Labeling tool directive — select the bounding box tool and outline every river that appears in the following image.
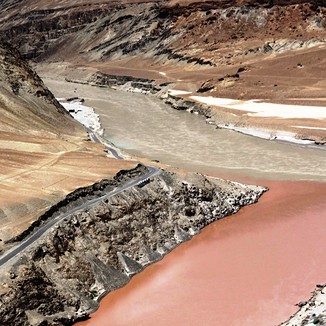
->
[44,79,326,326]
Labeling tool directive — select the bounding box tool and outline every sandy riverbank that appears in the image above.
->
[189,95,326,145]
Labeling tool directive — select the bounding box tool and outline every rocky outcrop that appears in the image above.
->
[5,164,149,245]
[0,1,325,66]
[66,71,161,95]
[0,168,266,326]
[0,40,82,136]
[280,284,326,326]
[0,40,62,111]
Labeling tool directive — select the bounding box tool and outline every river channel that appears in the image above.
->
[45,79,326,326]
[46,79,326,182]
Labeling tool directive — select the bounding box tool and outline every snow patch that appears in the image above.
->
[168,90,192,96]
[190,96,326,119]
[293,126,326,131]
[218,124,315,145]
[60,100,104,135]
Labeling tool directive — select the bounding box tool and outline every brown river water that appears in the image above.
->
[44,80,326,326]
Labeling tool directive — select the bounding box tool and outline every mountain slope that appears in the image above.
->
[0,41,136,247]
[0,0,325,144]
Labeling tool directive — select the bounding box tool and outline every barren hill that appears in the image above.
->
[0,41,136,246]
[0,0,325,142]
[0,33,268,326]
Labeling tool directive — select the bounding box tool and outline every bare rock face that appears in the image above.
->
[0,40,82,136]
[280,284,326,326]
[0,41,59,106]
[0,1,325,65]
[0,169,266,326]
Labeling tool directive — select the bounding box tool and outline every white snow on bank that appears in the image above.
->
[293,126,326,131]
[281,286,325,326]
[60,100,104,135]
[168,90,192,96]
[190,96,326,119]
[159,72,167,76]
[218,124,316,145]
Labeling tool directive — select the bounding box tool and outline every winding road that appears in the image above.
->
[87,127,123,160]
[0,129,161,266]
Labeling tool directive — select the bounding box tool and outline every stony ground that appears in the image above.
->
[0,168,266,326]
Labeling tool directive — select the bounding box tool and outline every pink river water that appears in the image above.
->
[76,180,326,326]
[46,81,325,326]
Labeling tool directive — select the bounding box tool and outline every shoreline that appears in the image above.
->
[59,97,128,160]
[42,77,326,183]
[162,91,326,147]
[280,284,326,326]
[75,179,326,326]
[57,75,326,148]
[42,78,325,325]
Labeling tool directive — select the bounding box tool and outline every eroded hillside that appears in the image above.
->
[0,41,137,248]
[1,0,325,66]
[0,168,266,325]
[0,0,325,142]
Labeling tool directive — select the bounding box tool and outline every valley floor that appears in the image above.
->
[41,75,326,326]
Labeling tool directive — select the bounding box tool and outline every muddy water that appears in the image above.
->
[43,80,326,326]
[77,181,326,326]
[92,95,326,181]
[44,79,326,181]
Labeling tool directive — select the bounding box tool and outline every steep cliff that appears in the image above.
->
[0,40,137,249]
[0,1,325,65]
[0,40,79,135]
[0,168,266,326]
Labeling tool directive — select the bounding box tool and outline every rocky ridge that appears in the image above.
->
[281,284,326,326]
[0,40,81,136]
[0,167,266,326]
[0,1,325,65]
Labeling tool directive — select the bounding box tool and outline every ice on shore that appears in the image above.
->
[293,125,326,131]
[218,124,315,145]
[60,100,104,135]
[168,90,192,96]
[190,96,326,119]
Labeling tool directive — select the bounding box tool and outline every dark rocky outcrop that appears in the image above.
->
[0,1,324,67]
[6,164,149,245]
[0,169,266,325]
